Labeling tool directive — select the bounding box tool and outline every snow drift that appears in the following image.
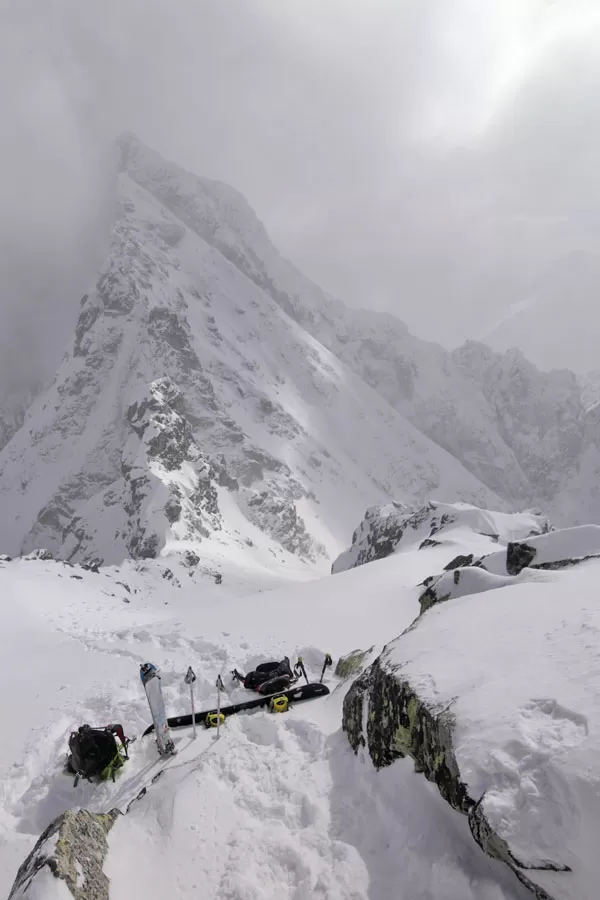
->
[344,542,600,900]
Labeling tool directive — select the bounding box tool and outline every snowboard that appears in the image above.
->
[142,682,330,735]
[140,663,176,755]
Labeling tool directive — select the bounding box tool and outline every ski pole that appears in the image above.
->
[216,675,225,738]
[320,653,333,683]
[296,656,309,684]
[185,667,197,739]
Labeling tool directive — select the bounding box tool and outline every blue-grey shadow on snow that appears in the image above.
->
[326,730,531,900]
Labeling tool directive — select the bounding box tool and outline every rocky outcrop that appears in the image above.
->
[343,656,564,900]
[332,502,442,573]
[9,809,120,900]
[238,486,324,560]
[335,647,374,680]
[332,501,550,574]
[121,377,222,558]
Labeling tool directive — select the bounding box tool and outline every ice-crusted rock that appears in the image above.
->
[9,808,120,900]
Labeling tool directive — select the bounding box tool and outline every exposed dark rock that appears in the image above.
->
[9,808,120,900]
[533,553,600,571]
[419,538,441,549]
[164,488,182,524]
[417,579,451,613]
[182,550,200,568]
[343,653,569,900]
[444,553,474,570]
[343,657,467,807]
[332,502,453,573]
[97,269,138,316]
[506,542,537,575]
[147,307,201,373]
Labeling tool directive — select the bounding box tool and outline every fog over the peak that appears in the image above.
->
[1,0,599,391]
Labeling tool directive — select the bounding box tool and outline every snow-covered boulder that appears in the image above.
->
[344,559,600,900]
[418,566,517,613]
[480,525,600,576]
[332,500,550,574]
[9,808,120,900]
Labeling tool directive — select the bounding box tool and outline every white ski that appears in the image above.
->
[140,663,176,756]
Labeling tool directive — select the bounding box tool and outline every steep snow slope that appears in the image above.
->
[118,135,599,521]
[0,159,502,567]
[2,536,530,900]
[118,136,532,506]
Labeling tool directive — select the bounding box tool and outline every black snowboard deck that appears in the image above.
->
[142,682,330,736]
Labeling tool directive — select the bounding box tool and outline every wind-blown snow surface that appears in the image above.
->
[386,560,600,900]
[1,534,531,900]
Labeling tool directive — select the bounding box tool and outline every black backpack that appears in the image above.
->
[67,724,126,785]
[235,657,296,694]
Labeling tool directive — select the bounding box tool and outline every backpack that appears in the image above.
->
[235,657,296,694]
[67,724,128,786]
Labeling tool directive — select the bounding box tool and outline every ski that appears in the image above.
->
[142,682,330,735]
[140,663,176,755]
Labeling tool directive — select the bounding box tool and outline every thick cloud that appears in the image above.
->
[1,0,599,390]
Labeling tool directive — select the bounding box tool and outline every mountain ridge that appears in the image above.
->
[1,133,599,568]
[0,152,502,566]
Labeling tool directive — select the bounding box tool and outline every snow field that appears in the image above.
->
[0,535,529,899]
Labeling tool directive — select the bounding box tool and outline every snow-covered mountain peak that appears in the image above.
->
[5,133,600,575]
[117,131,272,268]
[0,141,504,569]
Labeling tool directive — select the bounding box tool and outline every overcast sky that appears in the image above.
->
[2,0,600,385]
